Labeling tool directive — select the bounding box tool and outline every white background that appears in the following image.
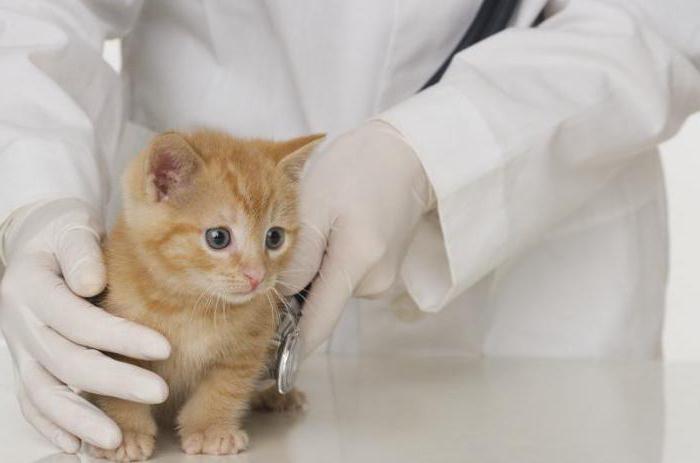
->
[100,43,700,360]
[661,113,700,361]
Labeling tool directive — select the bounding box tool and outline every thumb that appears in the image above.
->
[55,225,106,298]
[298,242,362,356]
[278,221,327,296]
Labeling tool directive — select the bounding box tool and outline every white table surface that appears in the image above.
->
[2,346,700,463]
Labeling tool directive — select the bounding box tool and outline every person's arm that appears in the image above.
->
[282,0,700,353]
[378,0,700,311]
[0,1,142,226]
[0,1,171,453]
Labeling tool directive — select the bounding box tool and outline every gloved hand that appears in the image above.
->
[279,121,434,354]
[0,198,171,453]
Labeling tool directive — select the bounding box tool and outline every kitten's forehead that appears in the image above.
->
[179,130,297,224]
[182,159,285,232]
[220,160,274,218]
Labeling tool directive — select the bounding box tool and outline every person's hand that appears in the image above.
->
[0,199,171,453]
[279,121,433,354]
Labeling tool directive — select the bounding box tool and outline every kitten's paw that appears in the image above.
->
[253,387,307,412]
[181,426,249,455]
[87,431,155,462]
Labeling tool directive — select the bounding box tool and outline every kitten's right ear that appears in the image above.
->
[276,133,326,183]
[145,132,203,202]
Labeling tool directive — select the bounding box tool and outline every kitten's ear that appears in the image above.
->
[276,133,326,182]
[145,132,203,202]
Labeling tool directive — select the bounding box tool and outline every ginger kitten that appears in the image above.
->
[87,130,323,461]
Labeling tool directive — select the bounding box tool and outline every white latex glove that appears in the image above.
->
[280,121,433,354]
[0,199,171,453]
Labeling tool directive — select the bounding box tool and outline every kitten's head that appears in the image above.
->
[122,129,324,305]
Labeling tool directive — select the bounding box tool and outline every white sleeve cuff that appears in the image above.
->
[378,84,505,312]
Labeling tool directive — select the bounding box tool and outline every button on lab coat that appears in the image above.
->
[0,0,698,358]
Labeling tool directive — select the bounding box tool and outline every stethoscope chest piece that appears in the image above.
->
[269,297,303,394]
[275,324,301,394]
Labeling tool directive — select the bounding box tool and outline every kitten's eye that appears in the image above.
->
[205,227,231,250]
[265,227,285,250]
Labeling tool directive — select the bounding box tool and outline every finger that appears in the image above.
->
[55,225,106,297]
[278,179,332,296]
[278,221,327,295]
[20,360,122,449]
[29,270,170,361]
[298,239,363,355]
[17,386,81,453]
[354,258,399,298]
[27,323,168,404]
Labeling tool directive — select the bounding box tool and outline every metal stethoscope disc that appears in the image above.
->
[268,296,303,394]
[276,325,301,394]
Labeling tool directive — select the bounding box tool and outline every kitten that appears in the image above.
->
[86,129,323,461]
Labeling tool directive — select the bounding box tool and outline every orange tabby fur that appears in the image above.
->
[87,129,323,461]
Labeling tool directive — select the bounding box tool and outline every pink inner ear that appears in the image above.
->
[151,150,181,201]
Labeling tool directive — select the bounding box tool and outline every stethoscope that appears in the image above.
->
[268,0,522,394]
[267,293,304,394]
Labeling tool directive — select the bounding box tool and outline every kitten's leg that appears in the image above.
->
[251,386,306,412]
[86,397,156,462]
[177,362,260,455]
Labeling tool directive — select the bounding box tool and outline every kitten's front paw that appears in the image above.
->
[87,431,155,462]
[181,425,249,455]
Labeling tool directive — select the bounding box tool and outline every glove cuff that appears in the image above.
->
[0,198,102,265]
[0,199,55,265]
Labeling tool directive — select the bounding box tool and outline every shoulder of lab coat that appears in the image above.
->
[0,1,142,230]
[378,0,700,312]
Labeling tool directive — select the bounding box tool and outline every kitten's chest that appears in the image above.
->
[172,324,224,366]
[156,317,233,381]
[152,309,273,399]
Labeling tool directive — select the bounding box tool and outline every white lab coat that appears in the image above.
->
[0,0,698,359]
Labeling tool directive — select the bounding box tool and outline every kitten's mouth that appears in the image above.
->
[215,276,277,305]
[219,279,273,305]
[220,291,257,305]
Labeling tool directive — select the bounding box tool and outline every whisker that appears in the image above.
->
[271,287,292,313]
[192,283,215,319]
[274,281,309,303]
[274,285,306,299]
[204,290,216,317]
[275,278,306,288]
[218,293,228,325]
[265,291,279,328]
[210,293,219,329]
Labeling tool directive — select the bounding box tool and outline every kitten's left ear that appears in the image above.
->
[276,133,326,182]
[145,132,204,202]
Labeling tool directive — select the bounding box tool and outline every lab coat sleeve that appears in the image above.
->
[0,1,143,228]
[379,0,700,312]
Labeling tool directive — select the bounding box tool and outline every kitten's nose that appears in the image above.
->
[243,269,265,291]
